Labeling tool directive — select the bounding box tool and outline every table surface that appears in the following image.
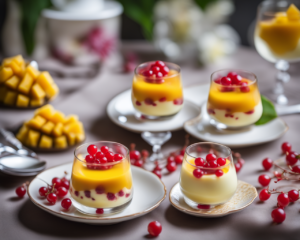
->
[1,42,300,240]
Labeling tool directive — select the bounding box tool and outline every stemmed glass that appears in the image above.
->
[254,0,300,105]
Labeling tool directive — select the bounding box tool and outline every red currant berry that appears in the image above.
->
[134,160,143,167]
[105,152,114,162]
[237,158,245,166]
[61,198,72,210]
[151,66,160,74]
[197,204,210,209]
[262,158,273,171]
[16,186,26,198]
[215,169,223,177]
[209,160,218,168]
[100,146,109,153]
[206,153,217,161]
[217,158,226,166]
[39,186,48,197]
[221,77,231,86]
[175,155,183,164]
[52,177,62,188]
[154,164,162,171]
[281,142,292,153]
[155,61,165,68]
[87,144,98,155]
[259,189,271,201]
[292,165,300,173]
[195,157,205,166]
[235,162,242,173]
[240,82,250,92]
[258,174,271,187]
[231,74,242,85]
[114,153,123,161]
[96,208,104,214]
[99,157,108,164]
[47,193,57,205]
[85,154,94,163]
[271,208,286,223]
[153,169,162,179]
[277,193,289,208]
[57,187,68,197]
[288,190,299,202]
[167,156,175,163]
[193,169,203,179]
[130,150,141,161]
[155,72,163,78]
[166,162,177,172]
[143,70,154,77]
[148,221,162,237]
[61,180,70,190]
[161,66,169,76]
[141,150,149,158]
[227,72,237,79]
[95,151,104,160]
[286,152,298,165]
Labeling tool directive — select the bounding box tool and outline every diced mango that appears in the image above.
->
[8,59,22,75]
[39,135,53,148]
[76,133,85,143]
[26,65,40,79]
[15,63,26,78]
[18,73,34,94]
[5,75,20,90]
[27,129,40,147]
[16,125,29,143]
[0,67,13,83]
[36,72,59,98]
[0,86,8,102]
[64,121,83,134]
[30,98,44,107]
[16,94,29,107]
[55,136,67,148]
[2,57,13,66]
[28,115,47,129]
[287,4,300,21]
[64,115,78,124]
[3,91,17,106]
[47,84,59,99]
[51,111,65,124]
[4,55,24,66]
[41,121,55,135]
[53,122,63,137]
[35,104,55,120]
[67,133,76,146]
[31,83,46,99]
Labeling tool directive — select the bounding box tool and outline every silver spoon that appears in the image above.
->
[0,155,46,173]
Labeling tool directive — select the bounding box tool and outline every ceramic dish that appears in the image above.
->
[27,162,166,224]
[106,89,200,133]
[184,102,288,148]
[169,180,257,217]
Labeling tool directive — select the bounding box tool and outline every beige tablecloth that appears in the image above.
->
[0,43,300,240]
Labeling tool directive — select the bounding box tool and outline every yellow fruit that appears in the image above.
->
[16,125,29,142]
[36,71,59,98]
[3,91,17,106]
[64,115,78,124]
[30,98,44,107]
[0,86,8,102]
[2,55,24,66]
[26,65,40,79]
[287,4,300,21]
[31,83,46,99]
[41,121,55,135]
[76,133,85,143]
[64,121,84,134]
[28,115,47,130]
[55,136,67,148]
[27,130,40,147]
[51,111,65,124]
[5,75,20,90]
[16,94,29,107]
[53,122,63,137]
[39,135,53,148]
[67,133,76,146]
[0,67,13,83]
[35,104,55,120]
[18,73,34,94]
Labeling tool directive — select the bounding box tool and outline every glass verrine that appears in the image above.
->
[131,61,183,119]
[254,0,300,105]
[70,141,133,216]
[179,142,237,210]
[207,69,262,129]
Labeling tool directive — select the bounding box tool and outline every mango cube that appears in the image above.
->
[27,130,40,147]
[53,122,63,137]
[28,115,47,129]
[287,4,300,21]
[5,75,20,90]
[35,104,55,120]
[39,135,53,148]
[41,121,55,135]
[0,86,8,102]
[64,115,78,124]
[36,71,59,98]
[26,65,40,79]
[64,121,83,134]
[31,83,46,99]
[16,94,29,107]
[16,125,29,142]
[67,133,76,146]
[18,73,34,94]
[8,59,23,75]
[3,55,24,66]
[76,133,85,143]
[30,98,44,107]
[0,67,13,83]
[55,136,67,148]
[51,111,65,124]
[3,91,17,105]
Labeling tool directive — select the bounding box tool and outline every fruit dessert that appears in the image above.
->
[131,61,183,117]
[16,104,85,149]
[207,70,262,128]
[70,143,133,210]
[0,55,59,107]
[180,143,237,208]
[255,4,300,62]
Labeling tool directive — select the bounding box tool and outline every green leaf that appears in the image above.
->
[16,0,52,55]
[194,0,219,11]
[255,95,277,125]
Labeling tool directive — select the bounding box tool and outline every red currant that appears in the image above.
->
[206,153,217,161]
[154,164,162,171]
[258,174,271,187]
[57,187,68,197]
[105,152,114,162]
[16,186,26,198]
[193,169,203,179]
[47,193,57,205]
[96,208,104,214]
[61,198,72,210]
[95,151,104,160]
[237,158,245,166]
[217,158,226,166]
[161,66,169,76]
[167,156,175,163]
[231,74,242,85]
[195,157,205,166]
[215,169,223,177]
[259,189,271,201]
[99,157,108,164]
[155,72,163,78]
[292,165,300,173]
[52,177,62,188]
[286,152,298,166]
[277,193,289,208]
[39,186,48,197]
[143,70,154,77]
[166,162,177,172]
[271,208,286,223]
[221,77,231,86]
[130,150,141,161]
[155,61,165,68]
[61,180,70,190]
[288,190,299,202]
[87,144,98,155]
[151,66,160,74]
[100,146,109,153]
[227,72,237,79]
[134,160,143,167]
[114,154,123,161]
[153,169,162,179]
[240,82,250,92]
[141,150,149,158]
[262,158,273,171]
[85,154,94,163]
[148,221,162,237]
[175,155,183,164]
[209,160,218,168]
[281,142,292,153]
[235,162,242,173]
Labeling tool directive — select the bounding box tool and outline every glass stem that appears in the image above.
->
[274,60,289,105]
[149,145,163,162]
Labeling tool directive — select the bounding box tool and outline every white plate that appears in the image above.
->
[107,89,200,133]
[184,102,288,148]
[27,163,166,225]
[169,180,257,218]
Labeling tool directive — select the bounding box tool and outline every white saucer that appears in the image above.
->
[27,163,166,225]
[106,89,200,133]
[169,180,257,218]
[184,102,288,148]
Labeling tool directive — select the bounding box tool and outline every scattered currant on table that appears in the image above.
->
[258,174,271,187]
[16,185,27,198]
[272,208,286,223]
[61,198,72,210]
[262,158,273,171]
[259,189,271,201]
[148,221,162,237]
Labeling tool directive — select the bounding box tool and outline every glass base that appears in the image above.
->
[71,197,133,216]
[183,195,226,210]
[209,118,253,131]
[135,112,178,120]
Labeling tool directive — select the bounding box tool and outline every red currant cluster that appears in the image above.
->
[258,142,300,223]
[215,71,250,92]
[141,61,170,83]
[85,144,123,170]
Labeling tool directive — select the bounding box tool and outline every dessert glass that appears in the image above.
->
[179,142,238,210]
[207,69,262,129]
[70,141,133,216]
[131,61,183,119]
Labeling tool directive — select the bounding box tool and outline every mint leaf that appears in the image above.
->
[255,95,277,125]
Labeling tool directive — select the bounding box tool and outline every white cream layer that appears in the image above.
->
[208,102,263,127]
